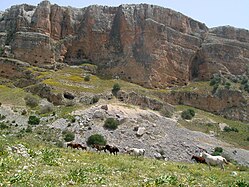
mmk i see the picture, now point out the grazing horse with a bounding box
[92,144,106,153]
[105,144,119,155]
[191,155,207,164]
[200,152,228,170]
[67,142,87,150]
[125,147,145,157]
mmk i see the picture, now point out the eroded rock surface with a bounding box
[0,1,248,89]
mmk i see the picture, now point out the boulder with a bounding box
[136,127,146,136]
[93,110,105,119]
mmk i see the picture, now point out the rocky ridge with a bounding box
[0,1,248,88]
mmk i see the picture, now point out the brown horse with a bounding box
[191,155,207,164]
[67,142,87,150]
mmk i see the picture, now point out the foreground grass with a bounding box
[0,133,248,187]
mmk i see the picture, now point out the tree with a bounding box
[87,134,106,146]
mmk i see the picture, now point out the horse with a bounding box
[191,155,207,164]
[105,144,119,155]
[92,144,106,153]
[67,142,87,150]
[125,147,145,157]
[200,152,228,170]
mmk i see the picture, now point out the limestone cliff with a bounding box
[0,1,249,89]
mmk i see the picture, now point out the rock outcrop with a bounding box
[1,1,248,88]
[157,89,249,122]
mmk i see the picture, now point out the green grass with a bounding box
[41,66,152,95]
[176,105,249,149]
[171,81,212,94]
[0,131,248,187]
[0,85,27,106]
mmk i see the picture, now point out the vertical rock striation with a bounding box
[0,1,248,88]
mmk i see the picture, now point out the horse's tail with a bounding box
[223,158,229,164]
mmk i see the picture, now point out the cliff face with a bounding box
[0,1,249,88]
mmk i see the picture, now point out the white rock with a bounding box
[136,127,146,136]
[230,171,238,177]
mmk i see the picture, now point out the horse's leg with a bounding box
[221,163,224,171]
[208,163,211,170]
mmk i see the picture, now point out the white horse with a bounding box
[200,152,228,170]
[125,147,145,157]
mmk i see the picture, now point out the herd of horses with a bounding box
[67,142,229,170]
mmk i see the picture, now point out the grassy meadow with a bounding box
[0,131,248,187]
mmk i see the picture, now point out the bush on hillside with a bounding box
[225,82,231,89]
[25,126,32,133]
[104,118,119,130]
[0,122,9,129]
[112,83,121,96]
[62,130,75,142]
[210,75,221,86]
[223,126,239,132]
[84,75,90,81]
[212,147,223,156]
[40,102,54,114]
[91,95,99,104]
[87,134,106,146]
[28,116,40,125]
[24,94,39,108]
[181,109,195,120]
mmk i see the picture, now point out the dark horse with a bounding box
[105,144,119,155]
[92,144,106,153]
[191,155,207,164]
[67,142,87,150]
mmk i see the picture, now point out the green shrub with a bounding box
[212,147,223,156]
[24,94,39,108]
[244,84,249,93]
[223,126,239,132]
[210,79,217,86]
[0,122,9,129]
[112,83,121,95]
[225,82,231,89]
[181,109,195,120]
[84,75,90,81]
[91,95,99,104]
[104,118,119,130]
[62,130,75,142]
[246,137,249,141]
[212,84,219,94]
[25,126,32,133]
[235,179,249,187]
[28,116,40,125]
[87,134,106,146]
[241,77,248,85]
[210,75,221,86]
